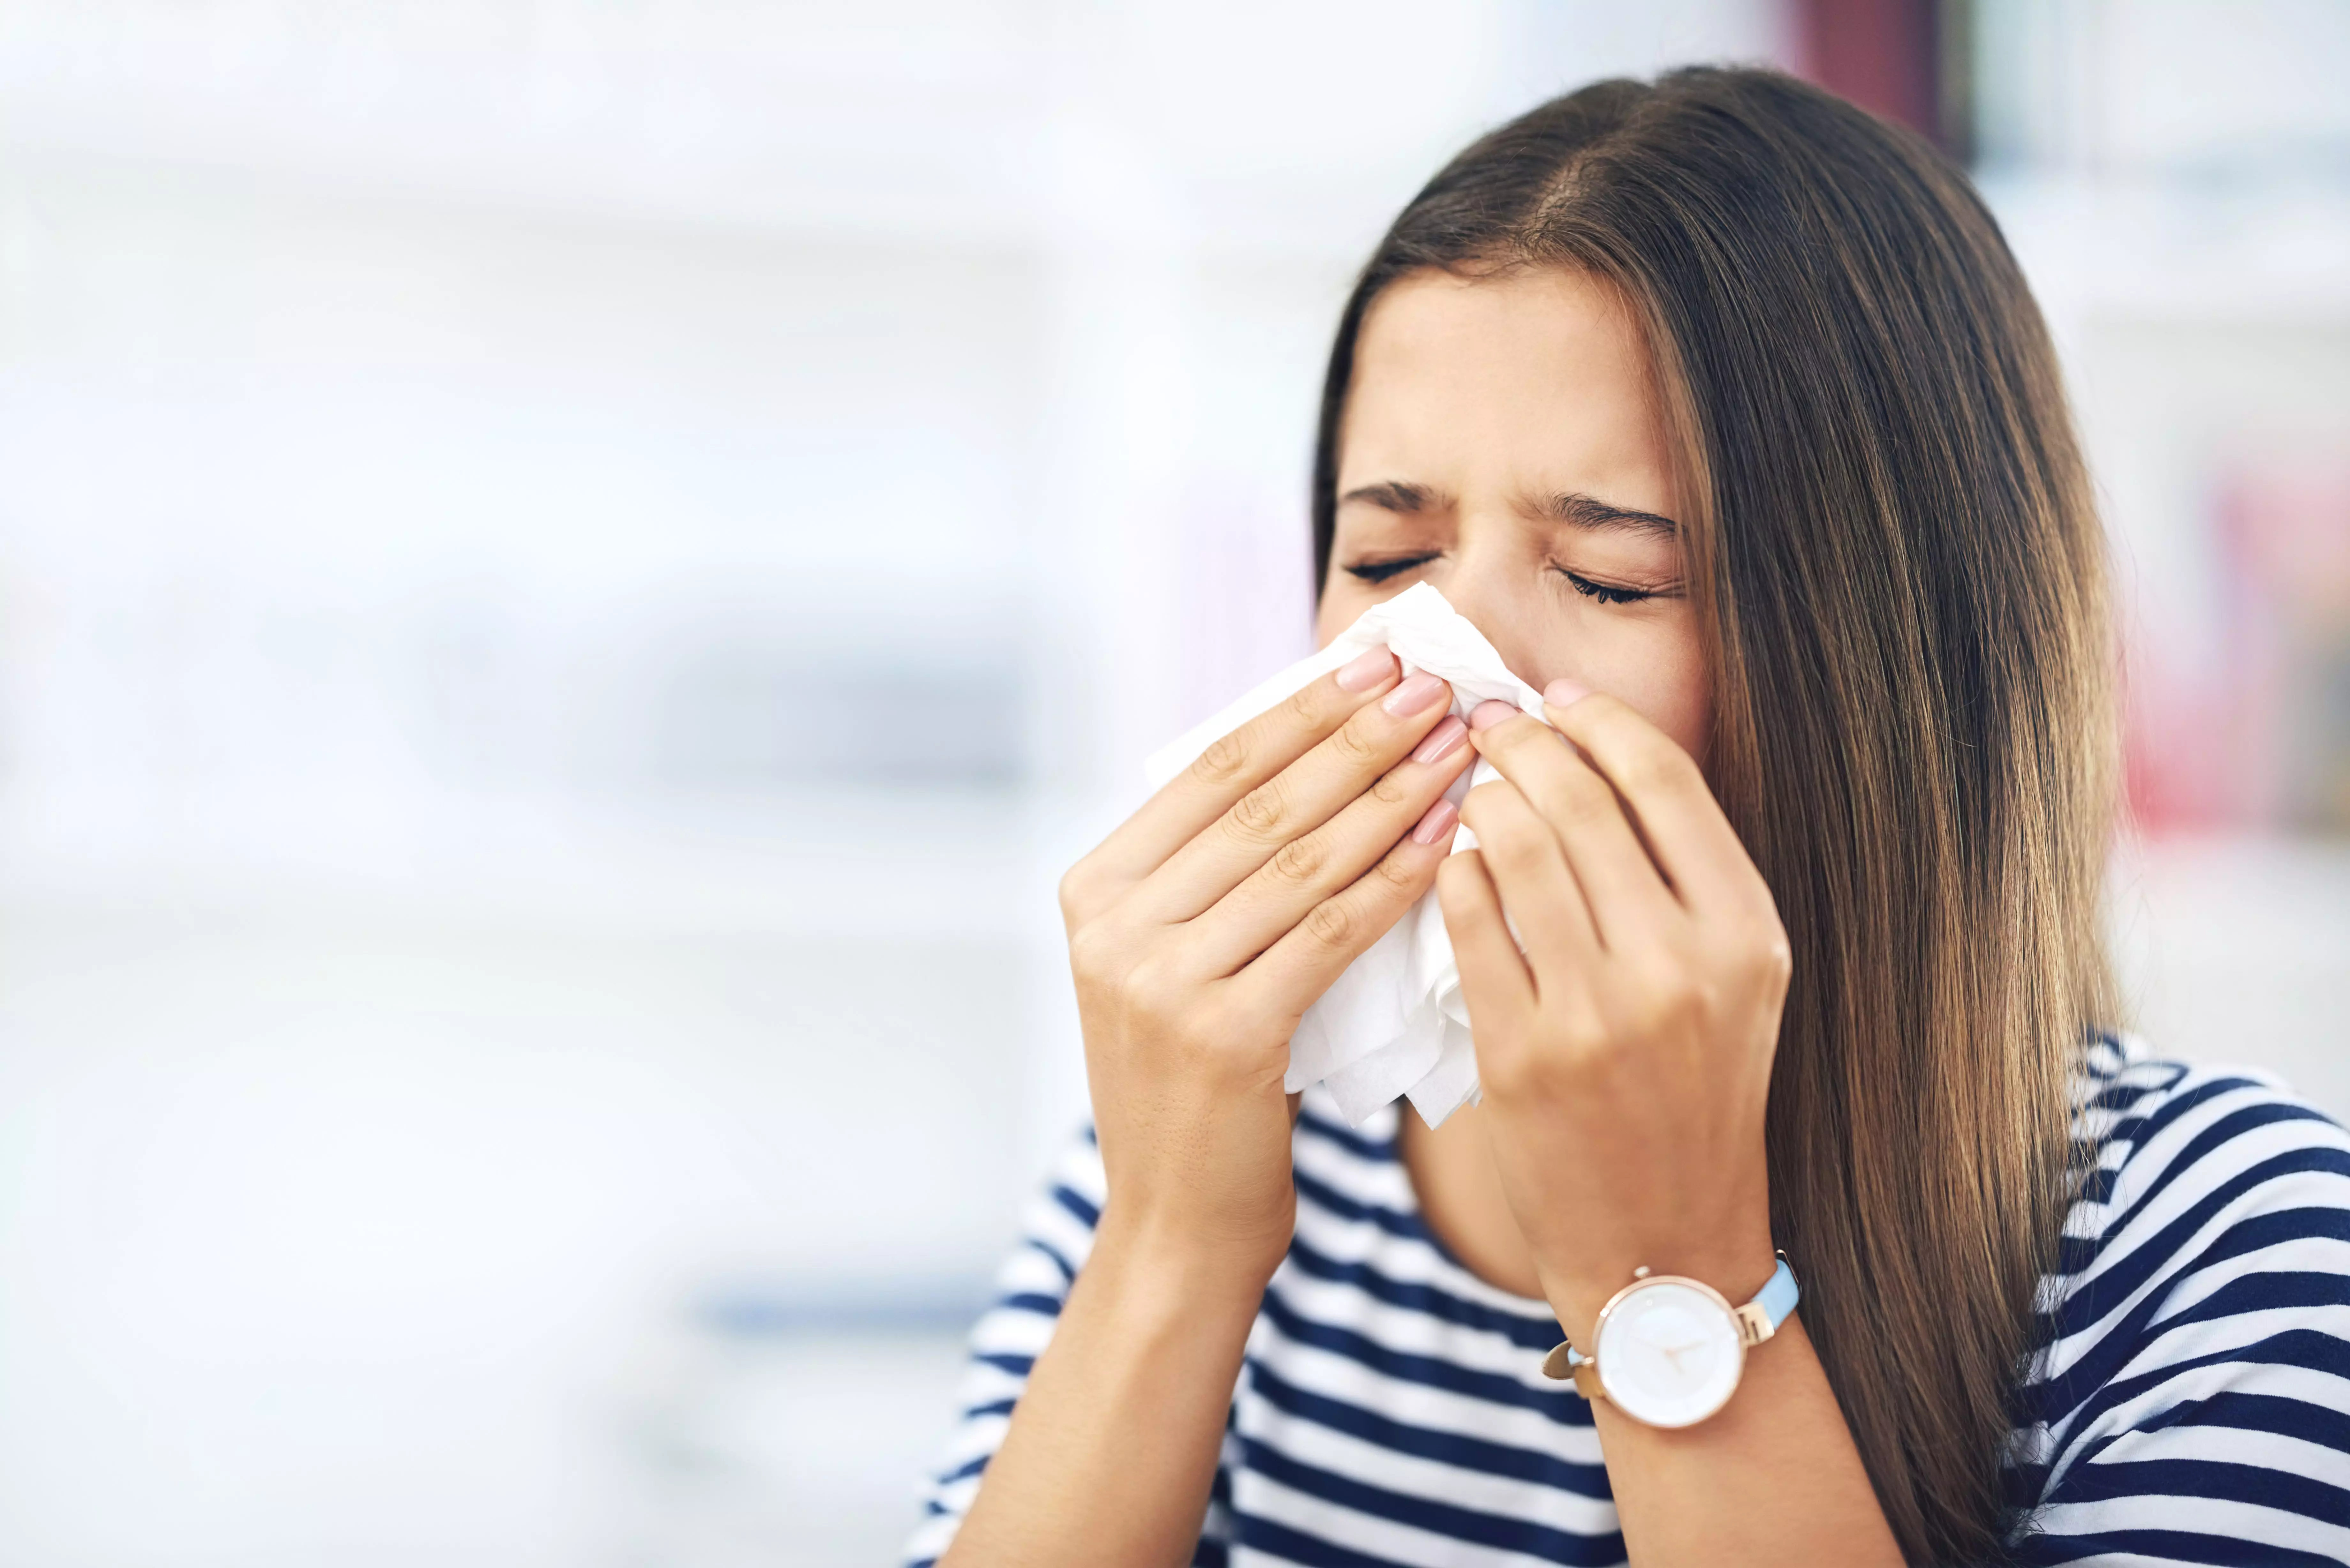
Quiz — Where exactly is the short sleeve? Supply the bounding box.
[2010,1064,2350,1566]
[902,1128,1238,1568]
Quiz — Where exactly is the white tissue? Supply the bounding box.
[1144,583,1548,1128]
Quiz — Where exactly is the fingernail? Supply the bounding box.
[1336,647,1396,692]
[1412,715,1468,765]
[1381,672,1447,717]
[1467,699,1518,731]
[1543,678,1591,709]
[1411,796,1459,845]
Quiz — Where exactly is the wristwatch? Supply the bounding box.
[1540,1255,1800,1429]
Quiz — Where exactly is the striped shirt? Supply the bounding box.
[909,1038,2350,1565]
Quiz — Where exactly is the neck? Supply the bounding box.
[1395,1100,1546,1301]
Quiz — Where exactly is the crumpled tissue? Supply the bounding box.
[1144,582,1547,1128]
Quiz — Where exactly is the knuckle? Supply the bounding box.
[1739,921,1794,984]
[1368,769,1412,809]
[1300,897,1359,954]
[1324,715,1385,772]
[1281,683,1326,729]
[1192,731,1254,789]
[1123,952,1180,1008]
[1228,779,1292,841]
[1056,862,1093,923]
[1268,833,1329,888]
[1066,920,1114,980]
[1371,848,1422,897]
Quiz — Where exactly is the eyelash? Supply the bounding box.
[1344,554,1437,585]
[1560,571,1656,606]
[1342,554,1662,606]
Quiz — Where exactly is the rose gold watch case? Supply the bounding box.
[1582,1272,1747,1429]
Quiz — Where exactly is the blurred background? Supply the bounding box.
[0,1,2344,1563]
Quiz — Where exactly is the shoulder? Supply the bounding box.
[2011,1039,2350,1560]
[2065,1039,2350,1286]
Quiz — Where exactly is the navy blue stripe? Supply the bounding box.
[2156,1268,2350,1335]
[1296,1107,1396,1163]
[1232,1510,1417,1568]
[1025,1236,1078,1285]
[2063,1390,2350,1478]
[1291,1165,1422,1245]
[2012,1526,2345,1567]
[2096,1100,2341,1256]
[1255,1287,1588,1420]
[1282,1228,1561,1349]
[2048,1455,2350,1524]
[973,1351,1034,1378]
[1050,1182,1101,1228]
[1239,1436,1625,1565]
[1247,1358,1609,1497]
[2036,1328,2350,1467]
[937,1451,989,1485]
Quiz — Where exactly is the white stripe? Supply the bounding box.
[2026,1489,2350,1562]
[1246,1312,1605,1463]
[1231,1466,1574,1568]
[1233,1384,1617,1537]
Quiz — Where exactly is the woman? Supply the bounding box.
[909,68,2350,1566]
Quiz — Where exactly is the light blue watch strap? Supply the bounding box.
[1547,1256,1800,1378]
[1755,1255,1800,1332]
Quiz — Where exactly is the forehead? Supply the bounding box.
[1340,266,1671,500]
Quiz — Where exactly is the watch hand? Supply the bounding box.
[1656,1339,1703,1371]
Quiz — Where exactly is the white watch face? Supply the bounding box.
[1594,1278,1745,1428]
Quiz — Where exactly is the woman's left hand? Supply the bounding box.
[1438,688,1792,1350]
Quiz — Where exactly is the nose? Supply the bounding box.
[1435,541,1554,689]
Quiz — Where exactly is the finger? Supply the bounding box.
[1134,671,1457,924]
[1434,850,1536,1027]
[1544,689,1770,919]
[1454,776,1600,990]
[1237,797,1459,1020]
[1083,648,1402,892]
[1185,717,1476,975]
[1470,709,1679,949]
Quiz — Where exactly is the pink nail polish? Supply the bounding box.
[1336,647,1396,692]
[1411,796,1459,845]
[1543,677,1591,709]
[1381,672,1447,717]
[1467,699,1518,731]
[1412,715,1468,765]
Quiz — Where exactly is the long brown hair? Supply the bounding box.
[1312,68,2116,1563]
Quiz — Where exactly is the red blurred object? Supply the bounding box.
[2126,464,2350,836]
[1793,0,1958,154]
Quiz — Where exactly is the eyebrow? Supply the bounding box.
[1337,480,1441,514]
[1340,479,1680,539]
[1522,491,1679,538]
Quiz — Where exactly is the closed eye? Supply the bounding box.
[1345,553,1439,585]
[1561,570,1660,606]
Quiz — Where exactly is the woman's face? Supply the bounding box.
[1316,266,1710,764]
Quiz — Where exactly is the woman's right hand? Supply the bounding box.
[1056,648,1474,1278]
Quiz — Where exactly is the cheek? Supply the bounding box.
[1588,625,1712,765]
[1525,598,1709,767]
